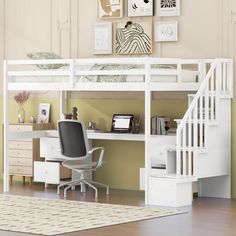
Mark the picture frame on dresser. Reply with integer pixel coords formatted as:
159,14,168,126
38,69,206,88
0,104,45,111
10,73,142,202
38,103,50,124
98,0,123,19
114,21,152,55
92,22,113,54
128,0,154,17
158,0,180,16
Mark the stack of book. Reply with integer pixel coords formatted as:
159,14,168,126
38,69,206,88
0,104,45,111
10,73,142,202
151,116,171,135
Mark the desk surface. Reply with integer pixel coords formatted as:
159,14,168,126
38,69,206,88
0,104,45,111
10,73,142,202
45,130,145,142
9,129,176,142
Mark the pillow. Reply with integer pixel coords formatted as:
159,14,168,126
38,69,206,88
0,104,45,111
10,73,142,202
27,52,66,69
84,64,143,82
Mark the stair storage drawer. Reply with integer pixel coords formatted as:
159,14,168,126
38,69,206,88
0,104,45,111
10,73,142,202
9,141,32,150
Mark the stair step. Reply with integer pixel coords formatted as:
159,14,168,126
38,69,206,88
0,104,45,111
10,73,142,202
188,92,231,99
174,118,218,126
154,144,207,153
187,91,217,98
149,172,197,183
167,146,208,153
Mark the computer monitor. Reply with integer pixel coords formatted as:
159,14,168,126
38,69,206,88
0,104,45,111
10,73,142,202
111,114,134,133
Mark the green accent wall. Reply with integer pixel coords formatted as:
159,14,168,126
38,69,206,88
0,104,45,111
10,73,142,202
1,97,236,194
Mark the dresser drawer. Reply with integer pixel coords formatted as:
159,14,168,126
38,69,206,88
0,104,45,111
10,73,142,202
9,158,32,167
9,124,33,132
9,141,32,150
9,149,32,158
9,166,32,176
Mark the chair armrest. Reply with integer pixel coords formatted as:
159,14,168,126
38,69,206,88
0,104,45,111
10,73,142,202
88,147,104,155
88,147,105,169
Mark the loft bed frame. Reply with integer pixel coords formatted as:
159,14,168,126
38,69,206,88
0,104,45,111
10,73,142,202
3,57,233,206
5,58,210,91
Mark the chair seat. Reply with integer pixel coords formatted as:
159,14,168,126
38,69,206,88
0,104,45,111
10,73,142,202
63,160,97,170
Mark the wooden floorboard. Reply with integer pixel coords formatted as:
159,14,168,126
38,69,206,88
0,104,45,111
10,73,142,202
1,182,236,236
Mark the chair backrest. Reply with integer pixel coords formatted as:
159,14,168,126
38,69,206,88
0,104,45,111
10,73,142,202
58,120,90,159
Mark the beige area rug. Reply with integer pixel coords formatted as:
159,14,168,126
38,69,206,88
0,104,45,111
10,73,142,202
0,194,184,236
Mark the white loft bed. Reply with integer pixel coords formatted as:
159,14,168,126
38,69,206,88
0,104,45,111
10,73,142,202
3,57,233,207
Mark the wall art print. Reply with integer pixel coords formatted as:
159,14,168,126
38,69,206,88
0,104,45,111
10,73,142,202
128,0,154,17
115,21,152,55
158,0,180,16
155,21,178,42
98,0,123,19
92,22,112,54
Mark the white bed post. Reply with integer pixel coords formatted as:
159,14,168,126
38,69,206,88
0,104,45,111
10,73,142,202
59,91,65,119
3,60,9,192
144,58,151,204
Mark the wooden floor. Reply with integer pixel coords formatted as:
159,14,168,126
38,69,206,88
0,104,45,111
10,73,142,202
1,182,236,236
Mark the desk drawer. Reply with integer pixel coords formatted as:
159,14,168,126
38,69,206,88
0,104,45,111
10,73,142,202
9,125,33,132
9,158,32,167
9,166,32,176
40,138,64,159
9,141,32,150
9,149,32,158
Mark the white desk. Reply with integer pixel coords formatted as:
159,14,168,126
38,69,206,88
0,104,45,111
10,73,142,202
12,130,145,186
9,129,175,188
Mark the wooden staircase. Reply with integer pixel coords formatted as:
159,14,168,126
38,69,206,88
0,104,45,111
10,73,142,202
147,59,233,207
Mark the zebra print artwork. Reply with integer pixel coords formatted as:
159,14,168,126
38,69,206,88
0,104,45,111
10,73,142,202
115,21,152,54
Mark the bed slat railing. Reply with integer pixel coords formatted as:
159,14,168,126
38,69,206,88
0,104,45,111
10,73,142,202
6,58,205,90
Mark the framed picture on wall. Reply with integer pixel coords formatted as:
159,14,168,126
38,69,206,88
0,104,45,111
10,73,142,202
98,0,123,19
92,22,112,54
155,21,178,42
38,103,50,124
158,0,180,16
114,21,152,55
128,0,154,17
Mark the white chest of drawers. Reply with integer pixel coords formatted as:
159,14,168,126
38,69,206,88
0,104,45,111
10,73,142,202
9,123,53,185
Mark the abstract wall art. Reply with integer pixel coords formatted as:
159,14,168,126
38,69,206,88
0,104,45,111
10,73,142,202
155,21,178,42
98,0,123,19
115,21,152,55
92,22,112,54
128,0,154,17
158,0,180,16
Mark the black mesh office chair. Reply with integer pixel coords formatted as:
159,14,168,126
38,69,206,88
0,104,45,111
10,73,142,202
57,120,109,198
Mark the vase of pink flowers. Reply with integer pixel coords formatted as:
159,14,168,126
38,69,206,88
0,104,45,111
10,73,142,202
14,91,30,123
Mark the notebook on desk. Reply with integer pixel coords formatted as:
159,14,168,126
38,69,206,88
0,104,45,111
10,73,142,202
111,114,134,133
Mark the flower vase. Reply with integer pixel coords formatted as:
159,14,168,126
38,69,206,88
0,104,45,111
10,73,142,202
18,105,25,123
